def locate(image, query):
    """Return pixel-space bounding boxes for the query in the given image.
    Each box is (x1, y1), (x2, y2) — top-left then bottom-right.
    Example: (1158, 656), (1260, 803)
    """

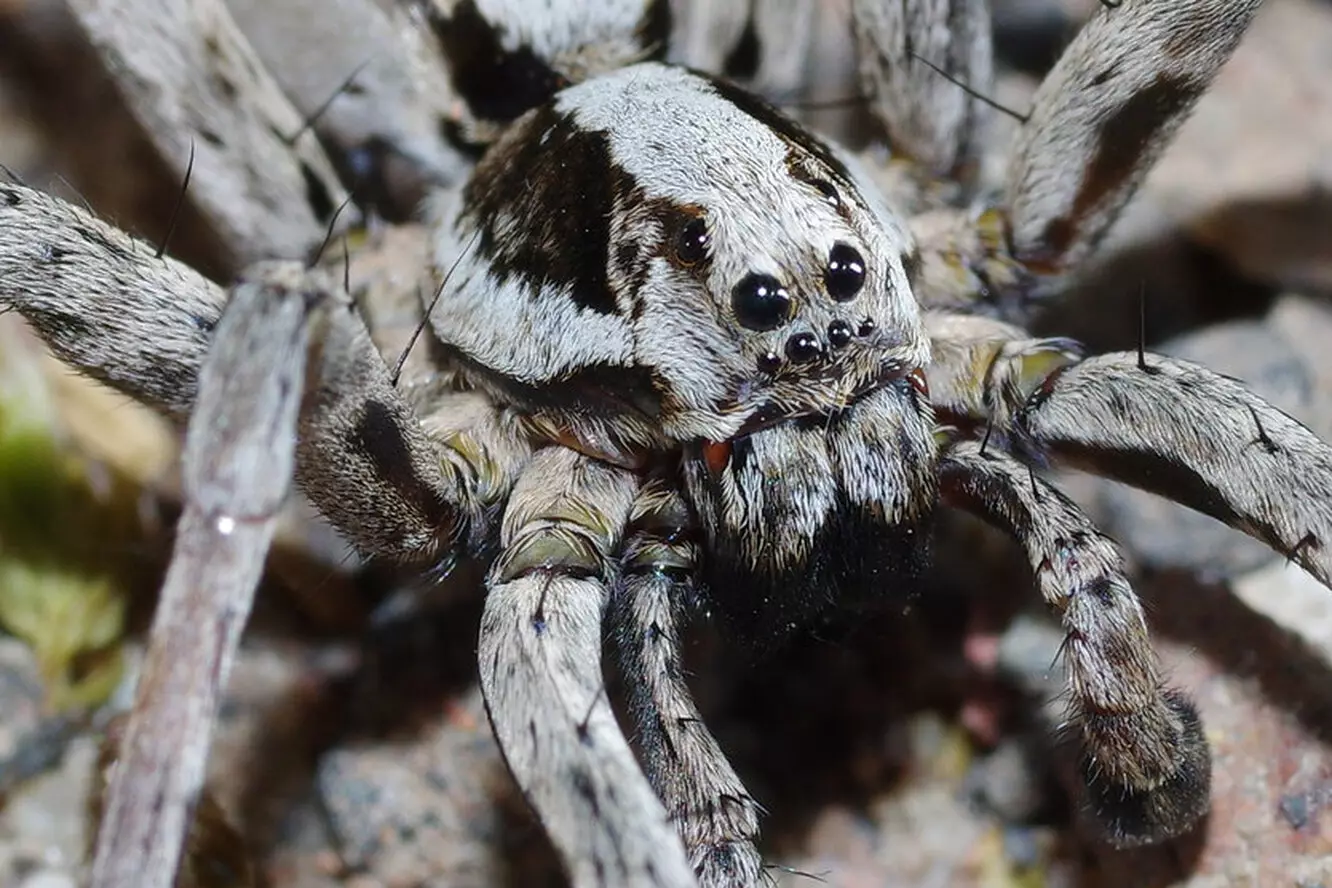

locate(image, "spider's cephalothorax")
(4, 1), (1330, 887)
(426, 62), (937, 636)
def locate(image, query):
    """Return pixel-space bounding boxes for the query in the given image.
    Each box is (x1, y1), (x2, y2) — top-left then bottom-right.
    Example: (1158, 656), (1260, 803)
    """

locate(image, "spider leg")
(1012, 351), (1332, 586)
(924, 310), (1082, 433)
(0, 182), (226, 419)
(851, 0), (993, 179)
(939, 440), (1210, 846)
(1005, 0), (1263, 275)
(89, 262), (330, 888)
(480, 447), (696, 887)
(904, 0), (1262, 316)
(0, 182), (466, 562)
(612, 479), (763, 887)
(927, 312), (1332, 585)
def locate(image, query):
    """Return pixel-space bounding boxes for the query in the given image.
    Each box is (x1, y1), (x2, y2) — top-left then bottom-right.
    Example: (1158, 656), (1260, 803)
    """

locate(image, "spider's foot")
(1081, 691), (1212, 848)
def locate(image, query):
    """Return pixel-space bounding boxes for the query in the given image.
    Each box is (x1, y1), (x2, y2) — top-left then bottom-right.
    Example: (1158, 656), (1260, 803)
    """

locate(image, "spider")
(1, 0), (1328, 886)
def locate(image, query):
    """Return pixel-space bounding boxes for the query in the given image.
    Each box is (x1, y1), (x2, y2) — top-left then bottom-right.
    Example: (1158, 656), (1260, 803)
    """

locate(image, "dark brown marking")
(635, 0), (674, 58)
(901, 248), (922, 287)
(439, 342), (665, 421)
(426, 0), (568, 123)
(351, 399), (454, 533)
(464, 106), (623, 315)
(1039, 74), (1204, 262)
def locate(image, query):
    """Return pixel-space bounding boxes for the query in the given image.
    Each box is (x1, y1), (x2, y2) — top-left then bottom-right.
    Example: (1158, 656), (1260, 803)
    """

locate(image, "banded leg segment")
(0, 183), (466, 563)
(851, 0), (994, 179)
(939, 440), (1210, 846)
(1005, 0), (1262, 273)
(612, 480), (762, 887)
(1013, 352), (1332, 587)
(480, 448), (695, 888)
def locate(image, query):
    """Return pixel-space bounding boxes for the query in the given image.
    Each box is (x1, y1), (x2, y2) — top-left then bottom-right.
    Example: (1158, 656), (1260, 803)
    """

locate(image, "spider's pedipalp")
(481, 447), (695, 887)
(91, 263), (329, 888)
(1013, 352), (1332, 587)
(851, 0), (993, 180)
(612, 479), (762, 886)
(939, 440), (1212, 846)
(1005, 0), (1262, 274)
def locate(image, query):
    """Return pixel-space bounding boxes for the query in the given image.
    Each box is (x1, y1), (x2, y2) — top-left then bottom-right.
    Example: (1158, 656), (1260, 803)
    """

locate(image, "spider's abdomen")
(682, 378), (938, 641)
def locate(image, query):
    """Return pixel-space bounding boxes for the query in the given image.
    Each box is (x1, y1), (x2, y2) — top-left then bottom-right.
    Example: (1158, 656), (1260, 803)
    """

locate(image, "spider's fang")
(701, 440), (733, 475)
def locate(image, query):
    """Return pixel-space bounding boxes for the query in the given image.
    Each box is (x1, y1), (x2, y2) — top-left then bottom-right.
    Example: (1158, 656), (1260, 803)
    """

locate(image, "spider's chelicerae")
(0, 0), (1326, 885)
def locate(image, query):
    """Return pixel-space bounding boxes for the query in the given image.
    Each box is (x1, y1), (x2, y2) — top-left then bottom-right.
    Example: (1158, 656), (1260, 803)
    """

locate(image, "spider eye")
(825, 243), (865, 302)
(675, 217), (710, 265)
(731, 273), (792, 331)
(811, 179), (840, 208)
(784, 331), (822, 364)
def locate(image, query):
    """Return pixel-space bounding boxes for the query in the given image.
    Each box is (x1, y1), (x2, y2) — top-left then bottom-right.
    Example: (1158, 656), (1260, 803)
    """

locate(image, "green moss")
(0, 385), (137, 713)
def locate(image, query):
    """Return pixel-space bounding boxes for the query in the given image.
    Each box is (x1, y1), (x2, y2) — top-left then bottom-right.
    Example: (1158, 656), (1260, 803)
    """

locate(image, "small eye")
(825, 243), (866, 302)
(784, 331), (822, 364)
(827, 320), (853, 349)
(731, 273), (792, 331)
(811, 179), (840, 208)
(675, 217), (710, 265)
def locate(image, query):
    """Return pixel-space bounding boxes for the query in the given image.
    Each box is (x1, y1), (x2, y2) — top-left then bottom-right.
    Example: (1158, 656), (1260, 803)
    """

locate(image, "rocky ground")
(2, 0), (1332, 886)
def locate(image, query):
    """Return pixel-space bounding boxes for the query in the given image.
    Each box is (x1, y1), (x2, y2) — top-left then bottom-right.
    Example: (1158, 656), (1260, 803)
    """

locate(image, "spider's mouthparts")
(728, 359), (920, 440)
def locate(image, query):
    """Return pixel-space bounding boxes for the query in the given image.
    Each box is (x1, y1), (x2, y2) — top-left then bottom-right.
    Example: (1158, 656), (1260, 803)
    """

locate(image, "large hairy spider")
(1, 0), (1328, 886)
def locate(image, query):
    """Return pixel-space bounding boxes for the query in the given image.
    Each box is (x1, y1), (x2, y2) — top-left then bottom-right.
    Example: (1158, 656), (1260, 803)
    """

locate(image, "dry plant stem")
(64, 0), (349, 267)
(90, 264), (319, 888)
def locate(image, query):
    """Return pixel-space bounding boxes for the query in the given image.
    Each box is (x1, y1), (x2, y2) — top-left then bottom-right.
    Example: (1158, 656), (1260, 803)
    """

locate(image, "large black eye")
(731, 273), (792, 331)
(825, 243), (866, 302)
(675, 217), (710, 265)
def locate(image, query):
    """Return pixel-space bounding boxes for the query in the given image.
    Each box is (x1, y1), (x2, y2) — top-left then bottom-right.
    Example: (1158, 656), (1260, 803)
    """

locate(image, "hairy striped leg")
(1004, 0), (1264, 274)
(481, 448), (696, 888)
(612, 479), (763, 887)
(939, 440), (1209, 845)
(927, 313), (1332, 842)
(0, 182), (464, 561)
(926, 311), (1332, 588)
(851, 0), (994, 179)
(1012, 352), (1332, 585)
(894, 0), (1264, 313)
